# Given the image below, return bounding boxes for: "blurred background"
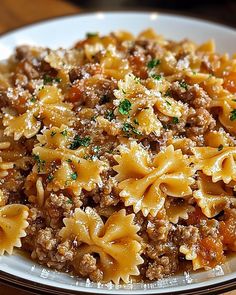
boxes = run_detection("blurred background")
[0,0,235,36]
[75,0,236,27]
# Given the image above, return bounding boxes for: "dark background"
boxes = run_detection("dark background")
[71,0,236,28]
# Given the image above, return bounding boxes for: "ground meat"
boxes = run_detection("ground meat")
[147,217,172,242]
[44,193,73,228]
[22,207,46,251]
[199,219,220,239]
[31,227,76,271]
[75,253,103,282]
[146,255,178,280]
[68,77,117,108]
[186,107,216,143]
[174,225,200,246]
[69,63,102,83]
[171,82,211,109]
[15,46,33,61]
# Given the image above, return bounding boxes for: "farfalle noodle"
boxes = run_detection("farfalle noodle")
[3,85,74,140]
[192,146,236,183]
[0,204,29,255]
[193,173,234,218]
[113,143,195,216]
[60,208,143,284]
[0,28,236,284]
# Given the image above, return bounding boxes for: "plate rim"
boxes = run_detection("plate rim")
[0,10,235,295]
[0,268,236,295]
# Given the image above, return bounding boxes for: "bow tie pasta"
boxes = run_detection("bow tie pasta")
[59,208,143,284]
[0,28,235,284]
[113,142,195,216]
[0,204,29,255]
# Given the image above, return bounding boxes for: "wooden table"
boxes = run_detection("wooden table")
[0,0,235,294]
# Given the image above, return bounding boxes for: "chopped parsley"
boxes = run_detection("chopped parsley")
[179,81,188,90]
[70,172,78,180]
[69,135,91,150]
[105,110,115,121]
[133,118,139,125]
[86,32,98,38]
[43,75,61,84]
[122,123,141,136]
[172,117,179,124]
[60,130,68,137]
[50,131,57,137]
[165,100,172,106]
[122,89,126,95]
[147,59,161,69]
[218,144,224,151]
[92,146,101,153]
[151,74,162,81]
[66,159,72,163]
[134,76,141,84]
[67,198,73,204]
[54,77,62,83]
[164,89,171,97]
[118,99,132,115]
[91,114,98,122]
[230,109,236,121]
[33,154,45,173]
[30,96,36,103]
[47,174,54,182]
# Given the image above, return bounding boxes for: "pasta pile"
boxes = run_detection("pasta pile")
[0,29,235,284]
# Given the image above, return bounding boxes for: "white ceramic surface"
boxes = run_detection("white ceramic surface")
[0,12,235,294]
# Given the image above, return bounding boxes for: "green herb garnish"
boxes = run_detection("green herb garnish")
[86,32,98,38]
[69,135,91,150]
[54,77,62,83]
[43,75,61,84]
[60,130,68,137]
[133,119,139,125]
[122,123,141,136]
[50,131,57,137]
[164,89,171,97]
[66,159,72,163]
[93,146,101,153]
[91,114,98,122]
[151,74,162,81]
[179,81,188,90]
[33,154,46,173]
[67,198,73,204]
[105,110,115,121]
[230,109,236,121]
[172,117,179,124]
[47,174,54,182]
[165,100,172,106]
[147,59,161,69]
[134,76,141,84]
[70,172,78,180]
[118,99,132,115]
[30,96,36,103]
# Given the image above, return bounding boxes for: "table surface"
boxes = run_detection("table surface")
[0,0,235,294]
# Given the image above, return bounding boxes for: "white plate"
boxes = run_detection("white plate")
[0,11,235,295]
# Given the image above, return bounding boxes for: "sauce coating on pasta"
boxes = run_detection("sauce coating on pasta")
[0,29,235,284]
